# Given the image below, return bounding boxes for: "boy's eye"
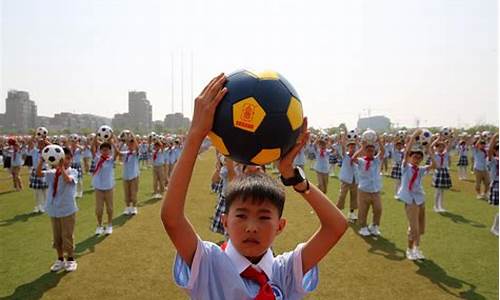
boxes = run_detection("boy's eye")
[259,216,271,220]
[235,214,246,219]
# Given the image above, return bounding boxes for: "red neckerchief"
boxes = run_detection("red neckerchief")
[153,149,159,161]
[93,154,109,175]
[364,156,374,171]
[439,153,445,167]
[319,148,325,158]
[219,242,275,300]
[53,168,62,198]
[126,150,133,162]
[409,164,419,191]
[349,153,354,166]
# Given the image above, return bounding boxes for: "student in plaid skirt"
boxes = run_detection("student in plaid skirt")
[29,139,50,213]
[390,140,404,199]
[69,140,84,198]
[209,157,236,235]
[328,142,338,177]
[431,137,453,212]
[457,140,469,180]
[487,134,499,236]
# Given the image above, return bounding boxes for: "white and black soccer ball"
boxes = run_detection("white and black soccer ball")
[35,127,48,140]
[481,131,492,140]
[59,135,68,144]
[50,135,59,144]
[396,130,406,141]
[346,130,358,141]
[361,129,377,145]
[416,129,433,146]
[42,145,65,166]
[69,134,79,143]
[148,132,159,143]
[80,136,87,144]
[119,130,132,142]
[441,127,451,137]
[97,125,113,141]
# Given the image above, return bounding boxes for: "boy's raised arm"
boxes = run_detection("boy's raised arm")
[279,118,348,275]
[160,73,227,267]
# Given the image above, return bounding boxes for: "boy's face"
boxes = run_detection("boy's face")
[243,165,264,174]
[436,144,445,153]
[478,142,486,150]
[395,143,402,150]
[410,152,423,165]
[365,145,375,157]
[63,155,72,168]
[101,147,111,156]
[222,197,286,261]
[347,143,356,153]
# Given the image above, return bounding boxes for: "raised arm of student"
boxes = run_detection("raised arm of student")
[340,133,346,155]
[161,73,227,267]
[279,118,348,275]
[403,130,418,164]
[488,133,498,160]
[351,141,365,162]
[376,136,385,159]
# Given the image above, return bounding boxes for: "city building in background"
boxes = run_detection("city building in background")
[5,90,37,132]
[164,112,190,131]
[128,91,152,131]
[357,115,391,132]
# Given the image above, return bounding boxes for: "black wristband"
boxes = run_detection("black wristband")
[293,180,310,194]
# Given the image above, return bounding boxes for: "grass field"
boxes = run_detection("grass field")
[0,148,498,300]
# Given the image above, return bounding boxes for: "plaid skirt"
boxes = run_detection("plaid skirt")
[71,163,83,179]
[432,168,452,189]
[390,163,402,180]
[29,167,48,189]
[24,156,33,167]
[329,154,338,164]
[425,157,432,166]
[337,155,343,167]
[307,152,316,160]
[489,180,499,206]
[457,156,468,166]
[210,192,226,235]
[139,152,149,161]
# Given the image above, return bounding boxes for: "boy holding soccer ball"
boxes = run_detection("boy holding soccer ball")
[161,73,347,299]
[37,146,79,272]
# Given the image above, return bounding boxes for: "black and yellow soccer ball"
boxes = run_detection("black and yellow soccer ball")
[209,70,303,165]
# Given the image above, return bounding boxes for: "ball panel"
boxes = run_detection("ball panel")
[232,97,266,133]
[223,71,259,105]
[250,148,281,165]
[278,76,299,99]
[256,70,280,80]
[253,79,292,114]
[286,96,303,131]
[207,131,229,156]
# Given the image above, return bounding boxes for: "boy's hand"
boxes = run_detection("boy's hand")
[278,118,309,178]
[189,73,227,140]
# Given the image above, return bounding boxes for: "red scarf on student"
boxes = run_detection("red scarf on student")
[126,151,133,162]
[439,153,445,167]
[53,168,62,198]
[93,154,109,175]
[409,164,419,191]
[153,149,159,161]
[349,153,354,166]
[364,156,374,171]
[13,148,17,161]
[319,149,325,158]
[220,242,275,300]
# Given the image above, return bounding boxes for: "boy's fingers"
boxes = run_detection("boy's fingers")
[212,87,228,108]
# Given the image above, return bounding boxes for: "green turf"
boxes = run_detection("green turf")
[0,149,497,299]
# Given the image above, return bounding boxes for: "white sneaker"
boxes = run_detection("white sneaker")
[358,227,371,237]
[50,260,65,272]
[123,207,131,216]
[491,228,499,237]
[65,260,78,272]
[131,207,138,215]
[438,207,447,213]
[39,205,45,213]
[95,226,104,235]
[433,206,440,212]
[348,212,358,222]
[77,192,83,198]
[414,248,425,260]
[477,194,483,200]
[406,249,417,260]
[368,224,381,236]
[105,225,113,235]
[33,206,40,213]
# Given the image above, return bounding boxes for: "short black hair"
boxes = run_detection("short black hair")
[62,146,73,157]
[99,142,112,150]
[225,173,285,217]
[409,151,423,158]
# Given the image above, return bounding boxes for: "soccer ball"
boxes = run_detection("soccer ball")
[80,136,87,144]
[208,70,303,165]
[119,130,132,142]
[59,135,68,144]
[441,127,451,138]
[50,135,59,144]
[97,125,113,141]
[69,134,79,143]
[35,127,48,140]
[149,132,159,143]
[42,145,65,166]
[415,129,432,146]
[396,130,406,141]
[346,130,358,141]
[482,131,492,140]
[361,129,377,145]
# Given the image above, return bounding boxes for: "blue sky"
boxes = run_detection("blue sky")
[0,0,497,129]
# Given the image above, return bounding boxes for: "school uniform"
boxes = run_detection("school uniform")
[314,147,330,192]
[293,148,306,169]
[432,152,452,189]
[92,153,115,217]
[44,167,79,257]
[70,148,83,180]
[397,163,429,243]
[390,150,404,180]
[356,156,383,227]
[122,148,140,207]
[488,157,499,206]
[337,153,359,210]
[24,147,33,167]
[473,147,490,192]
[152,148,165,194]
[139,143,149,161]
[457,145,469,166]
[210,166,228,235]
[173,239,318,299]
[3,147,11,169]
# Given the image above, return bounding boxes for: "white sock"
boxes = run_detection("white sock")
[395,181,401,195]
[438,189,444,209]
[492,213,499,233]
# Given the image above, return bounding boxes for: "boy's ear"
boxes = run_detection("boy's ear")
[221,213,228,231]
[276,218,287,235]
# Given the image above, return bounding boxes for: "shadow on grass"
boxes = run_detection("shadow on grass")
[137,196,162,207]
[439,211,485,228]
[414,259,486,300]
[351,224,406,261]
[0,190,17,196]
[0,212,44,227]
[0,271,66,300]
